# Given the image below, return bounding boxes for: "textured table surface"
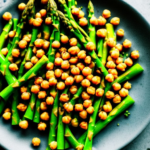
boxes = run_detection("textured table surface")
[0,0,150,150]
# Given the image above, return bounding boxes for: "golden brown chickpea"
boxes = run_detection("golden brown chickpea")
[86,42,96,51]
[30,56,38,65]
[69,38,78,47]
[40,112,49,121]
[77,50,86,59]
[18,40,27,49]
[61,35,69,44]
[96,88,104,97]
[123,81,132,90]
[103,101,112,112]
[61,72,69,80]
[1,48,8,56]
[57,82,65,90]
[46,96,54,105]
[55,52,61,58]
[54,58,63,66]
[36,49,45,58]
[45,17,52,25]
[107,38,116,47]
[38,91,47,99]
[108,69,118,79]
[105,91,114,99]
[96,29,107,38]
[91,76,101,85]
[40,102,47,111]
[123,39,132,48]
[49,77,57,86]
[115,44,123,52]
[69,56,78,64]
[29,18,34,25]
[86,74,94,82]
[78,10,85,19]
[4,108,11,113]
[34,39,44,48]
[98,16,106,26]
[71,7,80,16]
[38,122,47,131]
[74,75,84,83]
[79,122,88,130]
[102,9,111,19]
[68,46,80,55]
[79,17,88,26]
[112,83,121,91]
[131,50,139,59]
[34,77,43,85]
[62,116,72,124]
[76,63,84,71]
[87,86,95,95]
[113,94,122,104]
[83,100,92,108]
[35,13,42,19]
[20,86,27,93]
[32,137,41,147]
[84,56,92,65]
[3,12,12,21]
[110,17,120,25]
[71,118,78,127]
[117,63,127,71]
[115,57,123,65]
[17,103,27,112]
[59,47,67,53]
[86,106,94,114]
[81,91,91,100]
[70,85,78,94]
[9,31,16,38]
[90,15,99,25]
[11,49,20,58]
[9,63,18,71]
[79,110,87,119]
[116,29,124,37]
[63,103,73,113]
[40,9,47,17]
[41,0,48,4]
[54,69,63,78]
[98,111,107,120]
[50,141,57,150]
[61,60,70,70]
[71,67,80,75]
[18,3,26,11]
[119,88,129,97]
[19,120,29,129]
[3,112,11,120]
[82,67,92,77]
[46,62,54,70]
[124,57,133,67]
[52,41,61,49]
[43,41,50,50]
[33,18,43,27]
[110,49,119,59]
[41,80,49,90]
[88,62,95,69]
[31,85,40,94]
[24,62,33,70]
[81,79,91,88]
[65,76,74,86]
[61,52,70,60]
[75,104,83,112]
[59,94,69,102]
[21,92,30,100]
[106,61,116,69]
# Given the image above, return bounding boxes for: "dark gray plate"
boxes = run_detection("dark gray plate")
[0,0,150,150]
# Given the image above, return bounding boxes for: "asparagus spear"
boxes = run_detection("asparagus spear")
[33,98,41,123]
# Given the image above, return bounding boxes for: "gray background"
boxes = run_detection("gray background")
[0,0,150,150]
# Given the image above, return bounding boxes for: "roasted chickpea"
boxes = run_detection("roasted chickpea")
[71,67,80,75]
[82,67,92,77]
[98,16,106,26]
[36,49,45,58]
[77,50,86,59]
[55,52,61,58]
[71,118,78,127]
[79,110,87,119]
[86,42,96,51]
[33,18,43,27]
[69,38,78,47]
[3,12,12,21]
[96,88,104,97]
[46,96,54,105]
[43,41,50,49]
[31,56,39,64]
[59,94,69,102]
[20,86,27,93]
[61,35,69,44]
[1,48,8,56]
[102,9,111,19]
[82,92,91,100]
[19,120,29,129]
[123,82,132,90]
[117,29,124,37]
[32,137,41,147]
[38,122,47,131]
[76,63,84,71]
[24,62,33,70]
[84,56,92,65]
[87,86,95,95]
[99,111,107,120]
[61,72,69,80]
[49,77,57,86]
[54,69,63,78]
[79,17,88,26]
[65,76,74,86]
[59,47,67,53]
[115,44,123,52]
[105,91,114,99]
[91,76,101,85]
[69,57,78,64]
[62,116,72,124]
[124,57,133,67]
[46,62,54,70]
[90,16,98,26]
[18,40,27,49]
[54,58,63,66]
[123,39,132,48]
[61,52,70,60]
[115,57,123,65]
[40,9,47,17]
[41,0,48,4]
[40,112,49,121]
[31,85,40,94]
[52,41,61,49]
[117,63,127,71]
[88,62,95,69]
[81,79,91,88]
[110,17,120,25]
[86,106,94,114]
[96,29,107,38]
[38,91,47,99]
[34,77,43,85]
[71,7,80,16]
[74,75,84,83]
[79,121,88,130]
[86,74,94,82]
[21,92,30,100]
[17,103,27,112]
[35,13,42,19]
[9,31,16,38]
[106,61,116,69]
[63,103,73,113]
[83,100,92,108]
[41,80,49,90]
[108,69,118,79]
[61,60,70,70]
[3,112,11,120]
[50,141,57,150]
[29,18,34,25]
[40,102,47,111]
[107,38,116,47]
[103,101,112,112]
[70,85,78,94]
[78,10,85,19]
[75,104,83,112]
[57,82,65,90]
[113,94,122,104]
[131,50,139,59]
[34,39,44,48]
[68,46,80,55]
[119,88,129,97]
[18,3,26,11]
[45,17,52,25]
[110,49,119,59]
[112,83,121,91]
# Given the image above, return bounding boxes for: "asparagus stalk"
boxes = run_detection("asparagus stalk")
[0,55,49,101]
[33,98,41,123]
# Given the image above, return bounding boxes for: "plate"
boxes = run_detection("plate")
[0,0,150,150]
